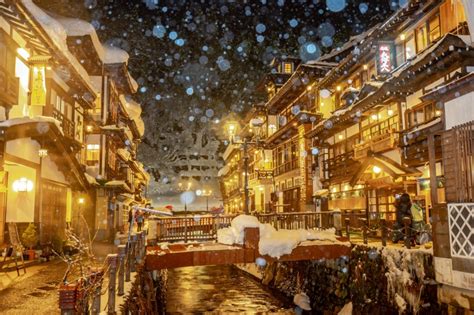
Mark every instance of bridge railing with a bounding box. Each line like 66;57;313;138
151;211;336;243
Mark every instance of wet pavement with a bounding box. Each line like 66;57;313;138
0;260;66;314
166;265;293;314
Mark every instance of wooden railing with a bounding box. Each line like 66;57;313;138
274;159;299;176
354;129;398;160
0;65;19;106
151;212;336;243
324;152;358;182
52;108;75;139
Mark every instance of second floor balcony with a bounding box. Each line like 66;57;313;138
274;159;299;176
323;151;359;183
354;129;398;160
52;107;75;140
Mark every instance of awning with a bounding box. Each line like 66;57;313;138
104;180;132;193
350;152;421;187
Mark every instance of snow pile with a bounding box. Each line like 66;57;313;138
103;44;130;64
217;215;339;258
337;302;352;315
293;292;311;311
381;247;427;314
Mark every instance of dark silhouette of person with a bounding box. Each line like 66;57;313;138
392;193;412;243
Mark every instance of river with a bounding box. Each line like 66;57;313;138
165;265;294;314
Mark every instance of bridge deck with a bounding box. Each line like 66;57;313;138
145;228;351;270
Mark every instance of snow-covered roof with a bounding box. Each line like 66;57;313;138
55;16;105;61
84;173;98;186
217;164;230;177
119;95;145;137
20;0;96;94
117;148;131;161
103;44;129;64
0;116;62;133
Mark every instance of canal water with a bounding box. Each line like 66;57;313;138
166;265;293;314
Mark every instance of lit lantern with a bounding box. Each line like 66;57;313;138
12;178;34;192
373;166;382;174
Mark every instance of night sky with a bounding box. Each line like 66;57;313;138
39;0;398;209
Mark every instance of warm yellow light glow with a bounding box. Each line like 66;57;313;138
12;178;33;192
371;114;378;120
373;166;382;174
336;85;342;92
86;125;93;132
435;110;442;116
387;109;394;116
78;198;85;204
307;85;312;91
38;149;48;157
320;102;324;107
400;33;406;41
17;48;30;60
363;64;368;70
338;134;344;140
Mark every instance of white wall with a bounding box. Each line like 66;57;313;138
6;138;41;164
41;155;67;183
445;92;474;130
5;163;36;222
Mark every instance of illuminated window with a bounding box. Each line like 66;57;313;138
405;35;416;60
428;14;441;42
283;62;293;74
86;144;100;162
416;24;428;52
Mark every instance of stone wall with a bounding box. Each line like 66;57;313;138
258;245;445;314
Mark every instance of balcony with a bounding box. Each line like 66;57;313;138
354;130;398;160
52;108;75;140
0;65;19;106
274;160;299;176
323;152;358;183
249;169;273;183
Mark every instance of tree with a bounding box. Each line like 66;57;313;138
22;223;38;249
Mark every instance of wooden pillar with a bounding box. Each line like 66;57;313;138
107;254;118;314
427;134;439;206
125;241;131;282
117;245;126;296
298;124;313;212
130;233;137;273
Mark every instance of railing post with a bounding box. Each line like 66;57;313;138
117;245;126;296
107;254;118;315
360;218;368;244
345;218;350;241
130;233;137;273
125;240;131;282
90;269;103;315
184;217;188;243
403;216;411;249
380;219;387;247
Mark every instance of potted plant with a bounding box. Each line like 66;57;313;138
22;223;38;260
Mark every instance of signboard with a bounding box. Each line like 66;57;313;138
257;170;273;179
376;43;395;75
31;66;46;106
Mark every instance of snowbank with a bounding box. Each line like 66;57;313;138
217;215;339;258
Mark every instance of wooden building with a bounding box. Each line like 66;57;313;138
0;0;149;245
306;0;471;227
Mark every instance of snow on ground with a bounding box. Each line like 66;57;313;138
217;215;340;258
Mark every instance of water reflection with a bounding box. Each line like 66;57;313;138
166;265;293;314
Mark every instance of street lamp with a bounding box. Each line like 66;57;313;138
196;189;212;212
226;118;264;215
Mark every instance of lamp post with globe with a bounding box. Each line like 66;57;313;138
196;189;212;212
226;117;264;215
